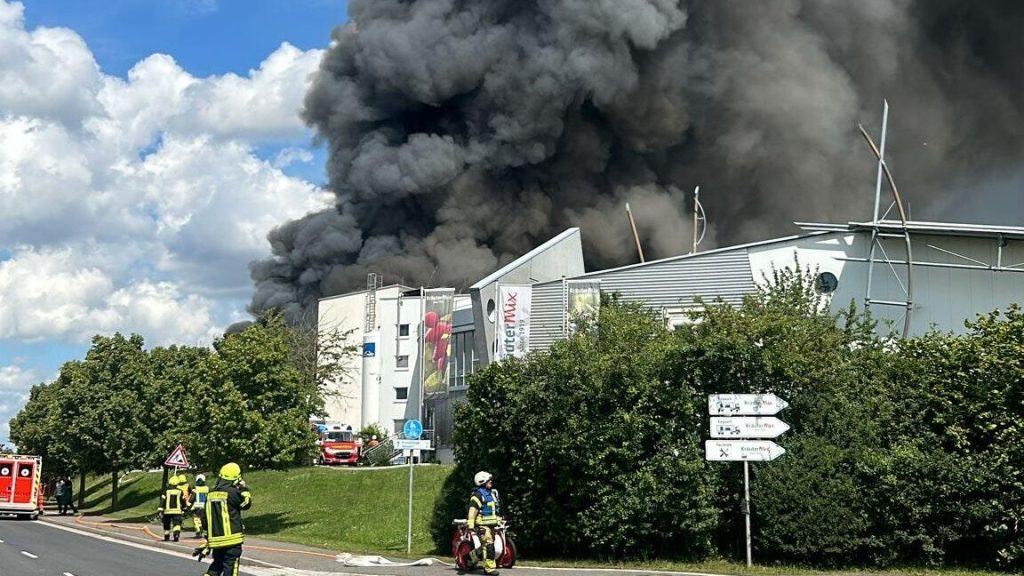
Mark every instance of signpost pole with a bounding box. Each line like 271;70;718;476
744;461;752;567
407;453;414;553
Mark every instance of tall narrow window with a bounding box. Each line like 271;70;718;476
399;324;410;337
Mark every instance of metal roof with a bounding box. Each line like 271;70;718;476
317;283;413;303
470;227;581;289
542;231;827;284
797;220;1024;241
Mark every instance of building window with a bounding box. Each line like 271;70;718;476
399;323;410;337
395;387;409;400
394;419;406;434
396;355;409;368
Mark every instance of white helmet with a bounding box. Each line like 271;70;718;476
474;471;493;486
195;474;206;483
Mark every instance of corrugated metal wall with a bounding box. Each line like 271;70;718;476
588;250;755;308
530;280;566;351
529;249;755;350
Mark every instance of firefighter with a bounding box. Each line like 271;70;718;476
158;474;185;541
467;471;501;575
192;473;209;538
202;462;252;576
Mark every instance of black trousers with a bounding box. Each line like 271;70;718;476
162;514;182;539
206;544;242;576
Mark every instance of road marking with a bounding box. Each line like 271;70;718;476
35;520;277;575
21;550;38;558
64;573;76;576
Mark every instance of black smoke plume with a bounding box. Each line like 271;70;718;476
250;0;1024;319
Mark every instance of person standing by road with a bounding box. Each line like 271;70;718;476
159;474;186;541
63;475;78;515
192;473;209;538
466;471;501;575
54;477;67;515
202;462;252;576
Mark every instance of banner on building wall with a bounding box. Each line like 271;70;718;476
495;285;532;361
566;280;601;335
421;288;455;396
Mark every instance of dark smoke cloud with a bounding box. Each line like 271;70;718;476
250;0;1024;319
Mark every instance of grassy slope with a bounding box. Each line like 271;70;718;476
78;467;1005;576
81;465;451;556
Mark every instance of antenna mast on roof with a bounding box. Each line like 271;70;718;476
625;203;646;263
692;186;707;253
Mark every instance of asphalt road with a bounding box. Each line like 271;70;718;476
2;515;721;576
0;517;246;576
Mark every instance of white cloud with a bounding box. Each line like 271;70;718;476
0;245;221;345
183;42;324;141
0;364;38;445
273;146;316;169
0;0;335;345
0;2;101;126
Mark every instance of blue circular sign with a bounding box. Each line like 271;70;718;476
403;419;423;439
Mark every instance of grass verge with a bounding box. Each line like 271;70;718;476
76;467;1006;576
80;465;452;555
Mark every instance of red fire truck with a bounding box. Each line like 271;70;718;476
314;422;362;466
0;455;44;520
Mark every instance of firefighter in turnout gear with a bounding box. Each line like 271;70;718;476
202;462;252;576
158;474;186;541
192;474;209;538
467;471;500;575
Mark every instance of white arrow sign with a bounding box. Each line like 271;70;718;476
710;417;790;439
708;393;788;416
394;439;432;450
705;440;786;461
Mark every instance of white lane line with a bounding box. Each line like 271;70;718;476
64;573;76;576
35;520;279;575
21;550;38;558
0;538;4;543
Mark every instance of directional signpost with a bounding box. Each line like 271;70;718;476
403;419;424;554
706;394;789;567
708;393;788;416
710;417;789;439
705;440;786;461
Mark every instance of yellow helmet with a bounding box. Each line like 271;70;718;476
219;462;241;482
170;474;184;486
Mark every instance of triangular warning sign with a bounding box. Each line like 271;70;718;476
164;444;190;468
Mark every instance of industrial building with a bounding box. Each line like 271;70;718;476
318;219;1024;462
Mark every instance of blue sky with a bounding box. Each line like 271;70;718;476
0;0;347;447
24;0;347;78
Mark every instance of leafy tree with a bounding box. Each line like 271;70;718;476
145;345;215;471
9;380;74;474
205;313;324;470
676;266;892;565
440;301;719;560
64;334;153;508
882;306;1024;567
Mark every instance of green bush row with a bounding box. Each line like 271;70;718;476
434;269;1024;570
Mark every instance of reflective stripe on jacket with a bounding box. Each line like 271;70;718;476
469;487;499;526
162;488;183;515
193;485;209;508
205;480;252;549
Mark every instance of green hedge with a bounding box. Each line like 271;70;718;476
436;270;1024;570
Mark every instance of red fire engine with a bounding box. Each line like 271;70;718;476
314;422;361;466
0;454;44;520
